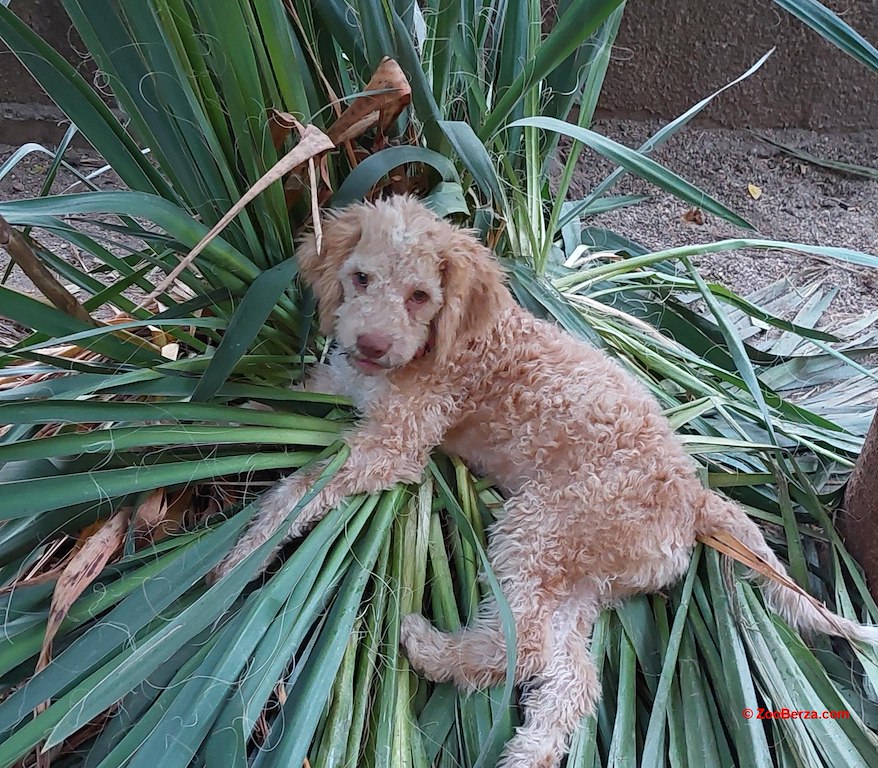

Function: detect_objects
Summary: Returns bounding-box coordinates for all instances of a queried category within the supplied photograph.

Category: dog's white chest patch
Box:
[326,348,391,412]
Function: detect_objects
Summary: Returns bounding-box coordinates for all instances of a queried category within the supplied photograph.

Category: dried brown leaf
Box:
[133,489,167,531]
[136,123,334,308]
[36,512,129,676]
[0,217,94,325]
[682,207,705,225]
[328,57,411,147]
[698,530,844,630]
[165,488,193,526]
[131,488,194,546]
[269,108,299,151]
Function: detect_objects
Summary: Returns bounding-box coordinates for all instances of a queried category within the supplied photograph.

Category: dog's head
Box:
[296,195,509,375]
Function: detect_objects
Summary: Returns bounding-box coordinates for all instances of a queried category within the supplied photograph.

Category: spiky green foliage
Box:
[0,1,877,767]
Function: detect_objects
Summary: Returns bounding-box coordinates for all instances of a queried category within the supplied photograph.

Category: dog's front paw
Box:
[260,474,316,539]
[206,473,316,585]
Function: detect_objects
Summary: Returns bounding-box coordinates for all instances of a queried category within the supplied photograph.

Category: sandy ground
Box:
[562,120,878,322]
[1,121,877,337]
[0,147,134,342]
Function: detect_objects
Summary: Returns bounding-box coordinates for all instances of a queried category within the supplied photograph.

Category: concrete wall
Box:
[1,0,876,145]
[598,0,878,130]
[0,0,100,144]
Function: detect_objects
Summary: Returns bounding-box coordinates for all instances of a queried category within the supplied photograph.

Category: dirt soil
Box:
[0,146,131,342]
[562,120,878,323]
[2,121,877,333]
[0,144,123,292]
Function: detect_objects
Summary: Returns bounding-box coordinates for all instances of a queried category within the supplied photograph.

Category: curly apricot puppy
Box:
[212,195,877,768]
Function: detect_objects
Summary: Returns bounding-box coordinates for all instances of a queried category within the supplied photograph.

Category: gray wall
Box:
[598,0,878,130]
[1,0,876,146]
[0,0,100,144]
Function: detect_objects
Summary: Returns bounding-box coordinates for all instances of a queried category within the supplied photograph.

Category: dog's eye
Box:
[410,290,429,304]
[353,272,369,288]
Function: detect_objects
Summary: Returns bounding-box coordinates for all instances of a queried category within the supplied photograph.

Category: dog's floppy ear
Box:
[296,207,364,335]
[434,229,509,364]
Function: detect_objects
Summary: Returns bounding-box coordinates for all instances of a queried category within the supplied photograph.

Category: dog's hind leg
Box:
[496,599,601,768]
[401,492,561,688]
[400,603,507,690]
[400,579,555,689]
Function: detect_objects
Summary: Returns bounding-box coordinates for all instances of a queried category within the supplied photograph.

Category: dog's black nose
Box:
[356,333,391,359]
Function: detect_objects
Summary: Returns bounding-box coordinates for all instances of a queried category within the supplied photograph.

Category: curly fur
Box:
[212,195,877,768]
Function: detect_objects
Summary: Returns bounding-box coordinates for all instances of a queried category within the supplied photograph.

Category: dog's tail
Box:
[695,491,878,644]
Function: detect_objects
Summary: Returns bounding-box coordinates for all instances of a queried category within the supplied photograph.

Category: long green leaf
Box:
[332,146,460,208]
[439,120,504,202]
[511,117,754,230]
[250,487,404,768]
[774,0,878,71]
[0,452,309,518]
[478,0,624,139]
[192,256,299,400]
[558,49,775,230]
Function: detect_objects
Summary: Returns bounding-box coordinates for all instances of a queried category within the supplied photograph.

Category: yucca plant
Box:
[1,1,877,766]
